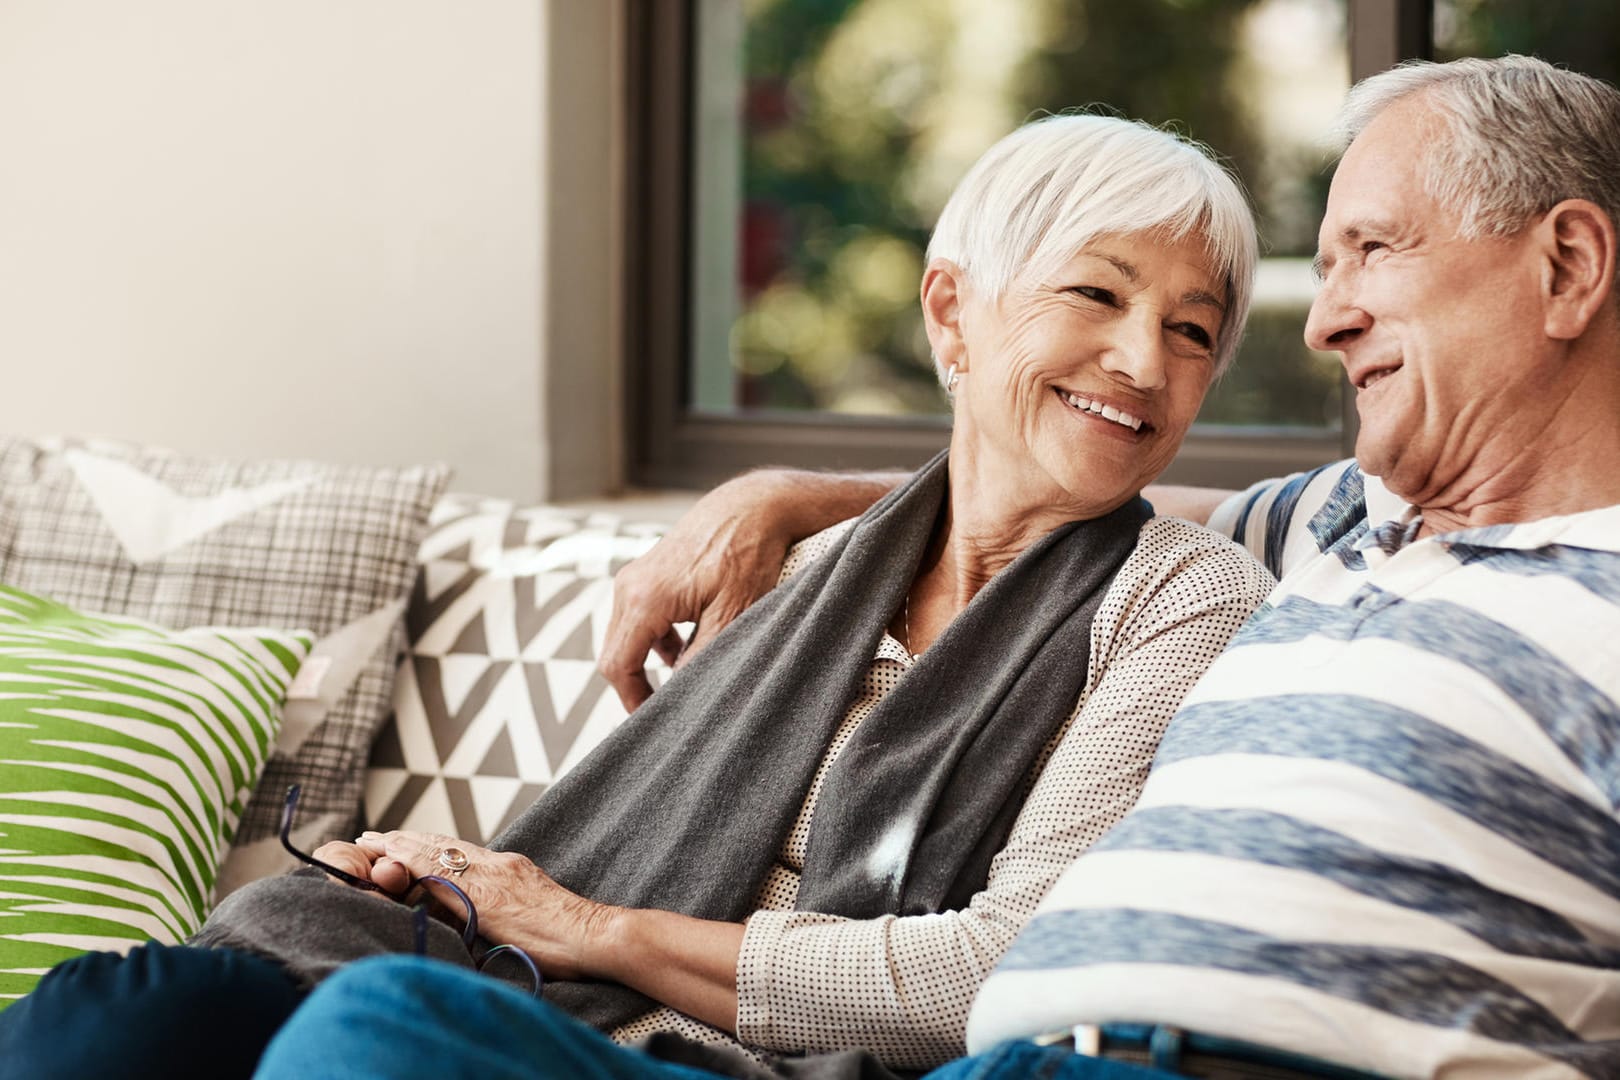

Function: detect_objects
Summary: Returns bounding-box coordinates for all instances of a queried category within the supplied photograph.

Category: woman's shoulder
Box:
[1108,515,1277,622]
[1134,513,1274,567]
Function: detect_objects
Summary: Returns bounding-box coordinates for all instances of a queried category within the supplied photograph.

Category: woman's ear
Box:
[1538,198,1616,341]
[921,259,970,372]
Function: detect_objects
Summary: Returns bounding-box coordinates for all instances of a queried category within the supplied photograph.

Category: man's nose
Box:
[1098,313,1168,390]
[1304,271,1370,352]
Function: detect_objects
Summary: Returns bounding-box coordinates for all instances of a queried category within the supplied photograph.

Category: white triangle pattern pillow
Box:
[365,495,672,844]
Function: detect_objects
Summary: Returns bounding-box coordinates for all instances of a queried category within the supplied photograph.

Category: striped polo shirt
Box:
[966,460,1620,1079]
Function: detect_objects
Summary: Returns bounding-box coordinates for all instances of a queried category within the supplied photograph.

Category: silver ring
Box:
[437,846,470,878]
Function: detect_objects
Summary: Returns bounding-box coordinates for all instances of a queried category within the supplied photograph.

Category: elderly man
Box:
[241,54,1616,1080]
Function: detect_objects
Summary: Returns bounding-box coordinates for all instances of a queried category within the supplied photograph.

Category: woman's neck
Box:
[902,452,1137,652]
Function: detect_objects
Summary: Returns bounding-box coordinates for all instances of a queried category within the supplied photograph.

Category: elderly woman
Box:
[0,114,1271,1080]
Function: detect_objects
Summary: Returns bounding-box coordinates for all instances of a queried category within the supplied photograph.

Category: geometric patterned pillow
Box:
[0,436,449,893]
[0,584,311,1010]
[364,495,671,844]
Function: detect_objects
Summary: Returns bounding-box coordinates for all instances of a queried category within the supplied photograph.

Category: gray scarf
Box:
[198,451,1149,1059]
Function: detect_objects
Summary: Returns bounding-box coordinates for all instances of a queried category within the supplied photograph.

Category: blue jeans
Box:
[0,942,305,1080]
[255,955,1179,1080]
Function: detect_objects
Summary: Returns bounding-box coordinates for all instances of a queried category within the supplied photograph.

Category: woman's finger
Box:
[365,830,486,884]
[310,841,379,887]
[367,857,414,895]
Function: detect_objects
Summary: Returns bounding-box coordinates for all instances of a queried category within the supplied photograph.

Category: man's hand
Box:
[599,468,907,711]
[599,475,792,711]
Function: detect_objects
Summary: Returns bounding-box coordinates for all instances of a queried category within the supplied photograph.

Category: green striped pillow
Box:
[0,584,311,1009]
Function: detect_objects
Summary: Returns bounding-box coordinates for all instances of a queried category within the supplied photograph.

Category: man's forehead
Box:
[1326,100,1442,206]
[1314,110,1437,250]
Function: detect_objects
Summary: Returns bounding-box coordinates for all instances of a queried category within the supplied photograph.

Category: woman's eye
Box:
[1360,240,1387,258]
[1070,286,1117,305]
[1175,323,1214,348]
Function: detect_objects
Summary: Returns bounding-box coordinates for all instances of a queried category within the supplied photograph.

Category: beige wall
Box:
[0,0,622,501]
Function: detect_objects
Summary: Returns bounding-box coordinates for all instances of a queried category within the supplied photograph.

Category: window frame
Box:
[623,0,1433,491]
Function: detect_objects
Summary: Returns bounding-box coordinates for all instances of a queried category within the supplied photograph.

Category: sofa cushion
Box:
[0,583,310,1010]
[364,495,671,844]
[0,436,449,891]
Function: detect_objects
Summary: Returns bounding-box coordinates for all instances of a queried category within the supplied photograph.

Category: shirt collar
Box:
[1352,496,1620,557]
[875,632,915,665]
[1440,502,1620,554]
[1360,470,1620,554]
[1363,471,1411,531]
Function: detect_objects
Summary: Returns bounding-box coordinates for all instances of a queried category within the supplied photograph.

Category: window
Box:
[627,0,1436,489]
[1434,0,1620,83]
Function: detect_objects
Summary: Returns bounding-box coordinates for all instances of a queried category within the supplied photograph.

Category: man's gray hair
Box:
[1338,54,1620,240]
[926,114,1257,376]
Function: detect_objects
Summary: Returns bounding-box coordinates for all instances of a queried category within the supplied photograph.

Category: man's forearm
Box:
[731,467,907,541]
[734,471,1233,533]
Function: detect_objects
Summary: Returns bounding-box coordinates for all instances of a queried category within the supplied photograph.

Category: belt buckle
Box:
[1032,1024,1101,1056]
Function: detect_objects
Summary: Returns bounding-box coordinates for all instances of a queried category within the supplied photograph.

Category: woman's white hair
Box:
[1337,55,1620,240]
[925,113,1258,378]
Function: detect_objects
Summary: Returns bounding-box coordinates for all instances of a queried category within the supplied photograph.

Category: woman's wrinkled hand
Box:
[355,830,619,981]
[309,839,414,897]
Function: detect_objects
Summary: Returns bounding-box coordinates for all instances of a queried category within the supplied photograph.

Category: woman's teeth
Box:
[1062,391,1144,431]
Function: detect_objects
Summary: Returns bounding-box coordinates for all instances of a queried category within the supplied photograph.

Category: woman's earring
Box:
[946,364,961,393]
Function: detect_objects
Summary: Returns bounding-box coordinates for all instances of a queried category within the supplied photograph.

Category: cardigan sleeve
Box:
[733,519,1275,1069]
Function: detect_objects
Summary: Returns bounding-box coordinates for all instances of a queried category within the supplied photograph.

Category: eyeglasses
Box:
[279,784,542,996]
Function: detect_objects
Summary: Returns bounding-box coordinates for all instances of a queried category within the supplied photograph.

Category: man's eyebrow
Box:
[1311,219,1399,282]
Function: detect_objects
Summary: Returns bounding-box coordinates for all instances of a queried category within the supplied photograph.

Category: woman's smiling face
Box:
[939,230,1227,519]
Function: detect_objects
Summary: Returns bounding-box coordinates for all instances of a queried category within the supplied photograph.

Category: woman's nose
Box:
[1097,315,1168,390]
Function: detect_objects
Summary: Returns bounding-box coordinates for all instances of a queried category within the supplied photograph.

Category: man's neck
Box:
[1411,373,1620,536]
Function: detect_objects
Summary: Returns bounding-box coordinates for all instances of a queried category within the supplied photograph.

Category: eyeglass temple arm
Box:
[278,785,383,892]
[408,907,544,998]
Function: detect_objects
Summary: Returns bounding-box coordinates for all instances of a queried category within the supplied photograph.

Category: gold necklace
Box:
[903,589,918,659]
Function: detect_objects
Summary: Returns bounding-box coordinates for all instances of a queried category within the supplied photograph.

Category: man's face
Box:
[1305,96,1549,507]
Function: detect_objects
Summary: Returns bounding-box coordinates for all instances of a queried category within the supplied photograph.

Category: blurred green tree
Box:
[720,0,1347,427]
[1438,0,1620,82]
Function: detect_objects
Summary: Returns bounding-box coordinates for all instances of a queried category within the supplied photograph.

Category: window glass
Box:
[1435,1,1620,83]
[689,0,1349,430]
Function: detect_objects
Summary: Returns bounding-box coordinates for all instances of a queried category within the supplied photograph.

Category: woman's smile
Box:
[1053,387,1151,440]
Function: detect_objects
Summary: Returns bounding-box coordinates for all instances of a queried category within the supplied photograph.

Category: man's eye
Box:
[1070,286,1117,305]
[1360,240,1387,257]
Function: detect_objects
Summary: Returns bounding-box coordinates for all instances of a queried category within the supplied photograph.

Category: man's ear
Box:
[1539,198,1616,341]
[920,259,971,372]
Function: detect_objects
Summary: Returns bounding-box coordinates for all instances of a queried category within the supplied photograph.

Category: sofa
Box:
[0,435,673,1008]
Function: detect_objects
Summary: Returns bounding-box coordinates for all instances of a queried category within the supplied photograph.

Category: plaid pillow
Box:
[364,495,669,843]
[0,436,449,892]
